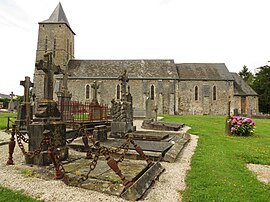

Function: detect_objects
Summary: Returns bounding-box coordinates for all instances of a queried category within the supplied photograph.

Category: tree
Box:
[238,65,254,86]
[252,65,270,113]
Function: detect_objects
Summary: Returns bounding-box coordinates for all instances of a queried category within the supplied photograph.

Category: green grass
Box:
[162,115,270,202]
[0,186,43,202]
[0,111,16,129]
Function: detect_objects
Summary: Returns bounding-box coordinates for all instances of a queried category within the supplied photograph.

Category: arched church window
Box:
[116,84,120,100]
[67,39,69,60]
[195,86,198,101]
[45,36,48,53]
[213,86,217,100]
[150,85,155,100]
[70,42,72,58]
[86,85,90,99]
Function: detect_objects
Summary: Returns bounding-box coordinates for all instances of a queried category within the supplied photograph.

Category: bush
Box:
[229,116,255,136]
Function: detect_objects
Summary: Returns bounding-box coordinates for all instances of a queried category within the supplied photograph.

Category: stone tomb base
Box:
[110,122,135,138]
[68,131,190,163]
[26,121,68,166]
[26,151,164,201]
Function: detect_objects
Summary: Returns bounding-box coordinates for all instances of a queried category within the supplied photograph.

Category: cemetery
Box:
[1,2,270,202]
[2,55,191,201]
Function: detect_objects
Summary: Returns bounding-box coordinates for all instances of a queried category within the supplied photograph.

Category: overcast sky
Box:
[1,0,270,95]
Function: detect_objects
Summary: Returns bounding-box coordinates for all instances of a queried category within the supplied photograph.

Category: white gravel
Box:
[0,122,198,202]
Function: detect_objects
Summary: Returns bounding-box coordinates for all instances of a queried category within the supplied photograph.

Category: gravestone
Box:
[57,66,72,121]
[93,125,107,142]
[110,71,135,138]
[26,52,68,166]
[16,76,34,130]
[145,97,154,120]
[89,81,102,120]
[91,81,100,105]
[8,92,15,112]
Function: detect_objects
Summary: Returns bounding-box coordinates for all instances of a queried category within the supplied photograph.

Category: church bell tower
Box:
[33,2,75,100]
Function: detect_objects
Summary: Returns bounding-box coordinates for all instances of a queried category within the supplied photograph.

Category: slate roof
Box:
[231,73,258,96]
[176,63,234,81]
[40,3,75,34]
[68,59,178,79]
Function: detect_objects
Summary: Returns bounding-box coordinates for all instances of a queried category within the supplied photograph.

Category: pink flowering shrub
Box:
[229,116,255,136]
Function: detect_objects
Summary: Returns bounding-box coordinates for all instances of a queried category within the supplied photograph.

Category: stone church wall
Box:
[232,96,259,115]
[66,78,177,117]
[178,80,234,115]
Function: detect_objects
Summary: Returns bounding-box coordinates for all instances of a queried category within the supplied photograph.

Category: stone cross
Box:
[10,92,15,100]
[118,70,129,101]
[60,65,69,93]
[35,52,62,100]
[20,76,34,103]
[8,92,15,111]
[91,81,100,103]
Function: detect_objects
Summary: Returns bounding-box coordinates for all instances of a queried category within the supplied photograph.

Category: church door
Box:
[241,96,246,114]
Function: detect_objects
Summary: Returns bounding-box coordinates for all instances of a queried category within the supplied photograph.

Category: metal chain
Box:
[79,148,100,182]
[16,130,29,143]
[15,130,47,158]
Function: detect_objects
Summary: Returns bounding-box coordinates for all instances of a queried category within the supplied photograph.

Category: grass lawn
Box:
[0,186,43,202]
[162,115,270,202]
[0,111,16,130]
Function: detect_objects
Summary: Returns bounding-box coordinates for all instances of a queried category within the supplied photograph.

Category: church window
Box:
[67,39,69,60]
[86,85,90,99]
[45,36,48,53]
[150,85,155,100]
[116,84,120,100]
[70,42,72,58]
[53,38,56,58]
[195,86,198,101]
[213,86,217,100]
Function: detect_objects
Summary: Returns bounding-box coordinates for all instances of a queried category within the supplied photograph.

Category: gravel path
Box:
[0,122,198,202]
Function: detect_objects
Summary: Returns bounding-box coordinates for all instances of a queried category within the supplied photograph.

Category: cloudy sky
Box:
[1,0,270,95]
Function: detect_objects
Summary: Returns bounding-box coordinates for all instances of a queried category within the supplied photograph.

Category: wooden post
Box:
[225,101,232,135]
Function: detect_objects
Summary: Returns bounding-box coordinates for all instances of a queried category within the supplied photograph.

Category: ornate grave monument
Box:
[88,81,104,120]
[26,52,68,166]
[110,70,135,137]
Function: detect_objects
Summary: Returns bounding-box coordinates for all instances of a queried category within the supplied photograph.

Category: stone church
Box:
[33,3,258,116]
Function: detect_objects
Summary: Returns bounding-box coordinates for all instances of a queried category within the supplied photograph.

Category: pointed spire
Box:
[42,2,70,25]
[41,2,75,34]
